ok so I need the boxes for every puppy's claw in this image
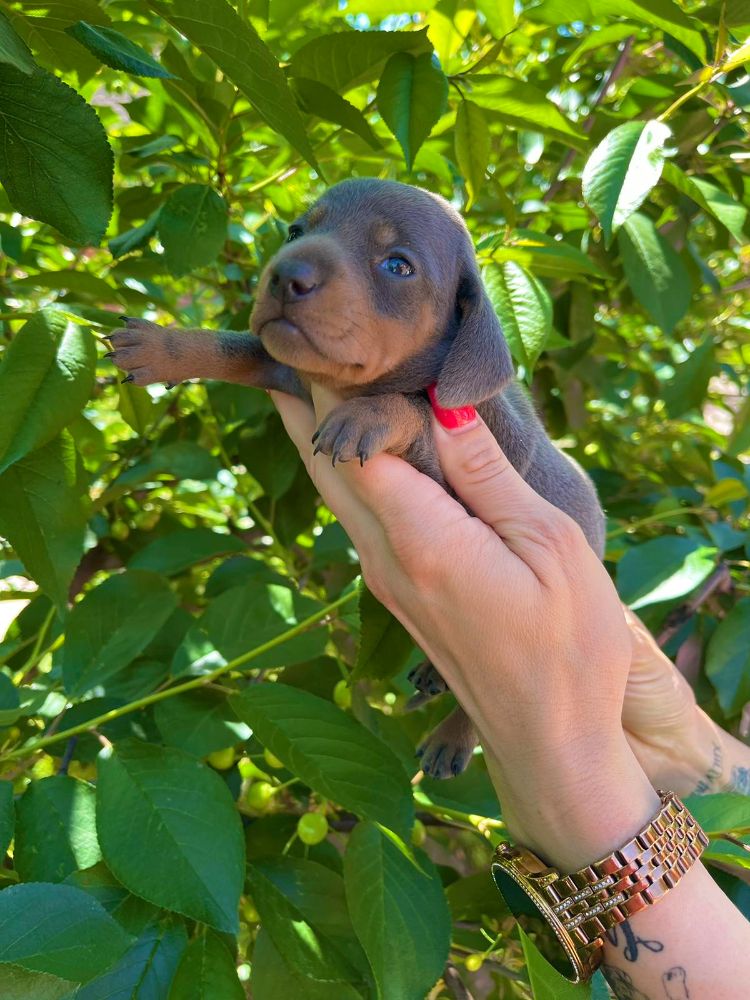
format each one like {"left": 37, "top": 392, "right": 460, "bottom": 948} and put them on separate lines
{"left": 103, "top": 351, "right": 115, "bottom": 359}
{"left": 120, "top": 374, "right": 135, "bottom": 384}
{"left": 312, "top": 444, "right": 321, "bottom": 457}
{"left": 165, "top": 382, "right": 176, "bottom": 390}
{"left": 311, "top": 429, "right": 320, "bottom": 444}
{"left": 119, "top": 315, "right": 136, "bottom": 323}
{"left": 358, "top": 450, "right": 366, "bottom": 468}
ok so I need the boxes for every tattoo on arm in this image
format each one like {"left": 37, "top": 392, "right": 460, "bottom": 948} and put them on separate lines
{"left": 602, "top": 965, "right": 689, "bottom": 1000}
{"left": 728, "top": 764, "right": 750, "bottom": 796}
{"left": 605, "top": 921, "right": 664, "bottom": 962}
{"left": 692, "top": 740, "right": 723, "bottom": 795}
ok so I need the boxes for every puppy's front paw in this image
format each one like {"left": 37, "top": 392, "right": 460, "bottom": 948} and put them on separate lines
{"left": 408, "top": 660, "right": 449, "bottom": 698}
{"left": 417, "top": 707, "right": 478, "bottom": 779}
{"left": 108, "top": 317, "right": 179, "bottom": 387}
{"left": 312, "top": 398, "right": 395, "bottom": 466}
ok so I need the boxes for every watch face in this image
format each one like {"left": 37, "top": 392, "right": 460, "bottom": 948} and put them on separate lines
{"left": 492, "top": 865, "right": 578, "bottom": 981}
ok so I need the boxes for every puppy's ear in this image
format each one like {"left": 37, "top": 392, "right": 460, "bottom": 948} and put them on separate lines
{"left": 434, "top": 267, "right": 514, "bottom": 407}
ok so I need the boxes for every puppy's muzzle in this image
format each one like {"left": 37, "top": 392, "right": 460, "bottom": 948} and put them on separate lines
{"left": 268, "top": 258, "right": 321, "bottom": 304}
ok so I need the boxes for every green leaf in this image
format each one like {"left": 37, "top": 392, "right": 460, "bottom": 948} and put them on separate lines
{"left": 0, "top": 9, "right": 35, "bottom": 73}
{"left": 353, "top": 583, "right": 414, "bottom": 683}
{"left": 252, "top": 930, "right": 363, "bottom": 1000}
{"left": 483, "top": 261, "right": 552, "bottom": 373}
{"left": 62, "top": 570, "right": 178, "bottom": 696}
{"left": 662, "top": 338, "right": 716, "bottom": 418}
{"left": 129, "top": 527, "right": 246, "bottom": 576}
{"left": 247, "top": 857, "right": 370, "bottom": 986}
{"left": 562, "top": 23, "right": 635, "bottom": 72}
{"left": 66, "top": 22, "right": 173, "bottom": 77}
{"left": 582, "top": 121, "right": 672, "bottom": 246}
{"left": 526, "top": 0, "right": 592, "bottom": 25}
{"left": 662, "top": 163, "right": 748, "bottom": 243}
{"left": 149, "top": 0, "right": 320, "bottom": 172}
{"left": 0, "top": 433, "right": 86, "bottom": 611}
{"left": 704, "top": 478, "right": 748, "bottom": 507}
{"left": 479, "top": 229, "right": 606, "bottom": 279}
{"left": 683, "top": 793, "right": 750, "bottom": 835}
{"left": 112, "top": 442, "right": 221, "bottom": 492}
{"left": 706, "top": 598, "right": 750, "bottom": 716}
{"left": 290, "top": 27, "right": 432, "bottom": 93}
{"left": 455, "top": 99, "right": 489, "bottom": 208}
{"left": 616, "top": 536, "right": 717, "bottom": 610}
{"left": 167, "top": 929, "right": 243, "bottom": 1000}
{"left": 293, "top": 77, "right": 381, "bottom": 149}
{"left": 592, "top": 0, "right": 707, "bottom": 62}
{"left": 0, "top": 64, "right": 113, "bottom": 245}
{"left": 198, "top": 579, "right": 328, "bottom": 670}
{"left": 0, "top": 672, "right": 20, "bottom": 727}
{"left": 96, "top": 740, "right": 245, "bottom": 933}
{"left": 231, "top": 684, "right": 414, "bottom": 840}
{"left": 377, "top": 52, "right": 448, "bottom": 169}
{"left": 0, "top": 965, "right": 77, "bottom": 1000}
{"left": 154, "top": 689, "right": 251, "bottom": 757}
{"left": 158, "top": 185, "right": 228, "bottom": 277}
{"left": 0, "top": 780, "right": 13, "bottom": 857}
{"left": 476, "top": 0, "right": 516, "bottom": 37}
{"left": 76, "top": 920, "right": 188, "bottom": 1000}
{"left": 467, "top": 75, "right": 587, "bottom": 148}
{"left": 109, "top": 209, "right": 161, "bottom": 258}
{"left": 520, "top": 926, "right": 590, "bottom": 999}
{"left": 0, "top": 310, "right": 96, "bottom": 475}
{"left": 619, "top": 212, "right": 691, "bottom": 333}
{"left": 343, "top": 822, "right": 451, "bottom": 1000}
{"left": 0, "top": 882, "right": 132, "bottom": 982}
{"left": 15, "top": 775, "right": 101, "bottom": 883}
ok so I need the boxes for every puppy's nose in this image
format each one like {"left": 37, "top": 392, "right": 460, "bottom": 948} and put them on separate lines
{"left": 269, "top": 259, "right": 320, "bottom": 302}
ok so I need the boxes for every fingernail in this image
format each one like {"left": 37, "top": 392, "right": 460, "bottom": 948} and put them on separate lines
{"left": 427, "top": 384, "right": 477, "bottom": 430}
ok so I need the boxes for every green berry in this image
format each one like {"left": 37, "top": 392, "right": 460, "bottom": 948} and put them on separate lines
{"left": 207, "top": 747, "right": 235, "bottom": 770}
{"left": 411, "top": 819, "right": 427, "bottom": 847}
{"left": 241, "top": 897, "right": 260, "bottom": 923}
{"left": 465, "top": 954, "right": 483, "bottom": 972}
{"left": 110, "top": 520, "right": 130, "bottom": 541}
{"left": 263, "top": 748, "right": 284, "bottom": 769}
{"left": 245, "top": 781, "right": 275, "bottom": 812}
{"left": 238, "top": 757, "right": 268, "bottom": 781}
{"left": 297, "top": 812, "right": 329, "bottom": 845}
{"left": 333, "top": 679, "right": 351, "bottom": 710}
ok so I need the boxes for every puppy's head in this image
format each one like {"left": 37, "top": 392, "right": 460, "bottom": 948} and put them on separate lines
{"left": 250, "top": 178, "right": 513, "bottom": 405}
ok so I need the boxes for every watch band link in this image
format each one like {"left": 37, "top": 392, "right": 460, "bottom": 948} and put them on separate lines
{"left": 539, "top": 791, "right": 709, "bottom": 953}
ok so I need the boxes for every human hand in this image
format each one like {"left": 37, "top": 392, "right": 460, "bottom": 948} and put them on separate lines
{"left": 272, "top": 384, "right": 661, "bottom": 868}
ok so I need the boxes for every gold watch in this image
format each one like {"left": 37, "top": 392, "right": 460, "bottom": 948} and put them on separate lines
{"left": 491, "top": 790, "right": 709, "bottom": 983}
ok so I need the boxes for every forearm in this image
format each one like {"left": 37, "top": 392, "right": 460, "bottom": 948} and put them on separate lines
{"left": 485, "top": 740, "right": 750, "bottom": 999}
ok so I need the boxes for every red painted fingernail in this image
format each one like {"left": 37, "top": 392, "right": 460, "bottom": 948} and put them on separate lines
{"left": 427, "top": 384, "right": 477, "bottom": 430}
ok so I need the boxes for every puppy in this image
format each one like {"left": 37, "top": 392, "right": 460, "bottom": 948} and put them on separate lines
{"left": 110, "top": 178, "right": 605, "bottom": 779}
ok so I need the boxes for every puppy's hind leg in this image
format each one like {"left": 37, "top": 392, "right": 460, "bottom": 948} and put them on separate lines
{"left": 417, "top": 706, "right": 479, "bottom": 779}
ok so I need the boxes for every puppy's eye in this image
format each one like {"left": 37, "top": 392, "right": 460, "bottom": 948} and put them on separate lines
{"left": 380, "top": 256, "right": 414, "bottom": 276}
{"left": 286, "top": 225, "right": 303, "bottom": 243}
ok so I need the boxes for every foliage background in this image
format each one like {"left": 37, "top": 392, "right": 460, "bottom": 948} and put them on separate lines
{"left": 0, "top": 0, "right": 749, "bottom": 997}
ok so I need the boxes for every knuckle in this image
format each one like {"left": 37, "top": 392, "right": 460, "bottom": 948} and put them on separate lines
{"left": 544, "top": 511, "right": 587, "bottom": 556}
{"left": 460, "top": 438, "right": 511, "bottom": 486}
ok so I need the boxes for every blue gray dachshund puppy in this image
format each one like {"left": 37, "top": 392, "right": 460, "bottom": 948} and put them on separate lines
{"left": 109, "top": 178, "right": 605, "bottom": 779}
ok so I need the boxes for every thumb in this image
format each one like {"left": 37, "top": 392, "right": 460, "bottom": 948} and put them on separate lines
{"left": 428, "top": 386, "right": 578, "bottom": 568}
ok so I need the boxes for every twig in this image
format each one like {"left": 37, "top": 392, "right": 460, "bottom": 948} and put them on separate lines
{"left": 443, "top": 963, "right": 475, "bottom": 1000}
{"left": 543, "top": 36, "right": 635, "bottom": 203}
{"left": 656, "top": 563, "right": 733, "bottom": 648}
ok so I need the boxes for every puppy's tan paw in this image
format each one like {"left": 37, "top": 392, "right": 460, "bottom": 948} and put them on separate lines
{"left": 417, "top": 707, "right": 479, "bottom": 779}
{"left": 108, "top": 317, "right": 179, "bottom": 387}
{"left": 311, "top": 398, "right": 395, "bottom": 466}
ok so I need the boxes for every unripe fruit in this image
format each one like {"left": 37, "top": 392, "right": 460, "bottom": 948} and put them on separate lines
{"left": 207, "top": 747, "right": 235, "bottom": 770}
{"left": 244, "top": 781, "right": 274, "bottom": 811}
{"left": 133, "top": 509, "right": 159, "bottom": 531}
{"left": 263, "top": 748, "right": 284, "bottom": 769}
{"left": 110, "top": 520, "right": 130, "bottom": 541}
{"left": 6, "top": 727, "right": 20, "bottom": 742}
{"left": 241, "top": 898, "right": 260, "bottom": 923}
{"left": 31, "top": 754, "right": 56, "bottom": 779}
{"left": 297, "top": 812, "right": 329, "bottom": 845}
{"left": 238, "top": 757, "right": 268, "bottom": 781}
{"left": 333, "top": 679, "right": 351, "bottom": 710}
{"left": 411, "top": 819, "right": 427, "bottom": 847}
{"left": 465, "top": 954, "right": 483, "bottom": 972}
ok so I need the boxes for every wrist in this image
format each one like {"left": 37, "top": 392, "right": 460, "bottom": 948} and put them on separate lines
{"left": 487, "top": 739, "right": 661, "bottom": 872}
